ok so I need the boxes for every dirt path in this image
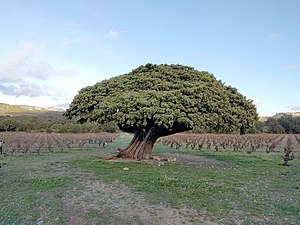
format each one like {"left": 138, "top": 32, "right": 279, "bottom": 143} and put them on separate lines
{"left": 63, "top": 179, "right": 214, "bottom": 225}
{"left": 27, "top": 151, "right": 217, "bottom": 225}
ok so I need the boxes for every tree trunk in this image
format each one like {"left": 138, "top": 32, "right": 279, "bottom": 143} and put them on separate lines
{"left": 118, "top": 127, "right": 159, "bottom": 160}
{"left": 110, "top": 121, "right": 188, "bottom": 161}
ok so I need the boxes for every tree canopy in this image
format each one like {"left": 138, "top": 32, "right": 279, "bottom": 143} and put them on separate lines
{"left": 264, "top": 115, "right": 300, "bottom": 134}
{"left": 65, "top": 63, "right": 257, "bottom": 159}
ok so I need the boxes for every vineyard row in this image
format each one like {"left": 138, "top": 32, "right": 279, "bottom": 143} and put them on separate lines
{"left": 158, "top": 133, "right": 300, "bottom": 154}
{"left": 0, "top": 132, "right": 119, "bottom": 156}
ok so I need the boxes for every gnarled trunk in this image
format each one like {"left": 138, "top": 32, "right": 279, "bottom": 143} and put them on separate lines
{"left": 109, "top": 121, "right": 188, "bottom": 160}
{"left": 119, "top": 127, "right": 158, "bottom": 160}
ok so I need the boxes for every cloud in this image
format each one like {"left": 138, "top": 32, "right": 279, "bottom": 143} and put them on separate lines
{"left": 0, "top": 41, "right": 34, "bottom": 81}
{"left": 0, "top": 41, "right": 77, "bottom": 82}
{"left": 286, "top": 105, "right": 300, "bottom": 111}
{"left": 105, "top": 28, "right": 123, "bottom": 39}
{"left": 0, "top": 41, "right": 79, "bottom": 99}
{"left": 266, "top": 32, "right": 281, "bottom": 40}
{"left": 54, "top": 102, "right": 70, "bottom": 110}
{"left": 253, "top": 99, "right": 263, "bottom": 105}
{"left": 280, "top": 64, "right": 297, "bottom": 70}
{"left": 0, "top": 83, "right": 49, "bottom": 97}
{"left": 26, "top": 62, "right": 54, "bottom": 79}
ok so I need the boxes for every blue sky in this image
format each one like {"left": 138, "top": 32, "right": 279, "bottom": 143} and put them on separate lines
{"left": 0, "top": 0, "right": 299, "bottom": 116}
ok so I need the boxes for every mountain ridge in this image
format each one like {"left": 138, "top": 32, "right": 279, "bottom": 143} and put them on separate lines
{"left": 0, "top": 103, "right": 65, "bottom": 116}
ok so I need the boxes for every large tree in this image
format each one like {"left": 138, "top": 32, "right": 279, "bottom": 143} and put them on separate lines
{"left": 65, "top": 64, "right": 257, "bottom": 159}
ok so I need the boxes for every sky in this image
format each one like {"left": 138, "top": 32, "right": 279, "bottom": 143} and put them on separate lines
{"left": 0, "top": 0, "right": 299, "bottom": 116}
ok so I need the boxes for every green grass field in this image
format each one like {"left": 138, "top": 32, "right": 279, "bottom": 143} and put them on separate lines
{"left": 0, "top": 133, "right": 299, "bottom": 224}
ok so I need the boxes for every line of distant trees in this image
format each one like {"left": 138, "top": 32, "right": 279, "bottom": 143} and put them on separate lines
{"left": 0, "top": 115, "right": 118, "bottom": 133}
{"left": 1, "top": 114, "right": 299, "bottom": 134}
{"left": 255, "top": 115, "right": 300, "bottom": 134}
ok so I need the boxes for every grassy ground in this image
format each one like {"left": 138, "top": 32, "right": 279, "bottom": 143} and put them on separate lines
{"left": 0, "top": 133, "right": 299, "bottom": 224}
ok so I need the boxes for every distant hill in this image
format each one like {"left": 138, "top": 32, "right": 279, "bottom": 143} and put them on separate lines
{"left": 272, "top": 112, "right": 300, "bottom": 119}
{"left": 259, "top": 112, "right": 300, "bottom": 122}
{"left": 258, "top": 116, "right": 268, "bottom": 122}
{"left": 0, "top": 103, "right": 65, "bottom": 117}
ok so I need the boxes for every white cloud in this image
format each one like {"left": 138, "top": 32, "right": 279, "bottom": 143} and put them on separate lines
{"left": 0, "top": 41, "right": 79, "bottom": 100}
{"left": 286, "top": 105, "right": 300, "bottom": 111}
{"left": 0, "top": 41, "right": 34, "bottom": 81}
{"left": 266, "top": 32, "right": 281, "bottom": 40}
{"left": 54, "top": 102, "right": 70, "bottom": 110}
{"left": 253, "top": 99, "right": 263, "bottom": 105}
{"left": 105, "top": 28, "right": 123, "bottom": 39}
{"left": 0, "top": 41, "right": 78, "bottom": 82}
{"left": 0, "top": 83, "right": 50, "bottom": 97}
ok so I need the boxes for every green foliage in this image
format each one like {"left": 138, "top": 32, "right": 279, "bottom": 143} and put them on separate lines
{"left": 100, "top": 121, "right": 118, "bottom": 133}
{"left": 278, "top": 115, "right": 300, "bottom": 134}
{"left": 254, "top": 120, "right": 265, "bottom": 133}
{"left": 0, "top": 117, "right": 18, "bottom": 131}
{"left": 0, "top": 115, "right": 65, "bottom": 132}
{"left": 265, "top": 118, "right": 286, "bottom": 134}
{"left": 65, "top": 123, "right": 82, "bottom": 133}
{"left": 261, "top": 114, "right": 300, "bottom": 134}
{"left": 0, "top": 114, "right": 115, "bottom": 133}
{"left": 66, "top": 64, "right": 257, "bottom": 134}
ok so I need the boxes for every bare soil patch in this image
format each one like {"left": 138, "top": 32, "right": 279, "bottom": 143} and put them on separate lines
{"left": 63, "top": 179, "right": 215, "bottom": 225}
{"left": 25, "top": 152, "right": 215, "bottom": 224}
